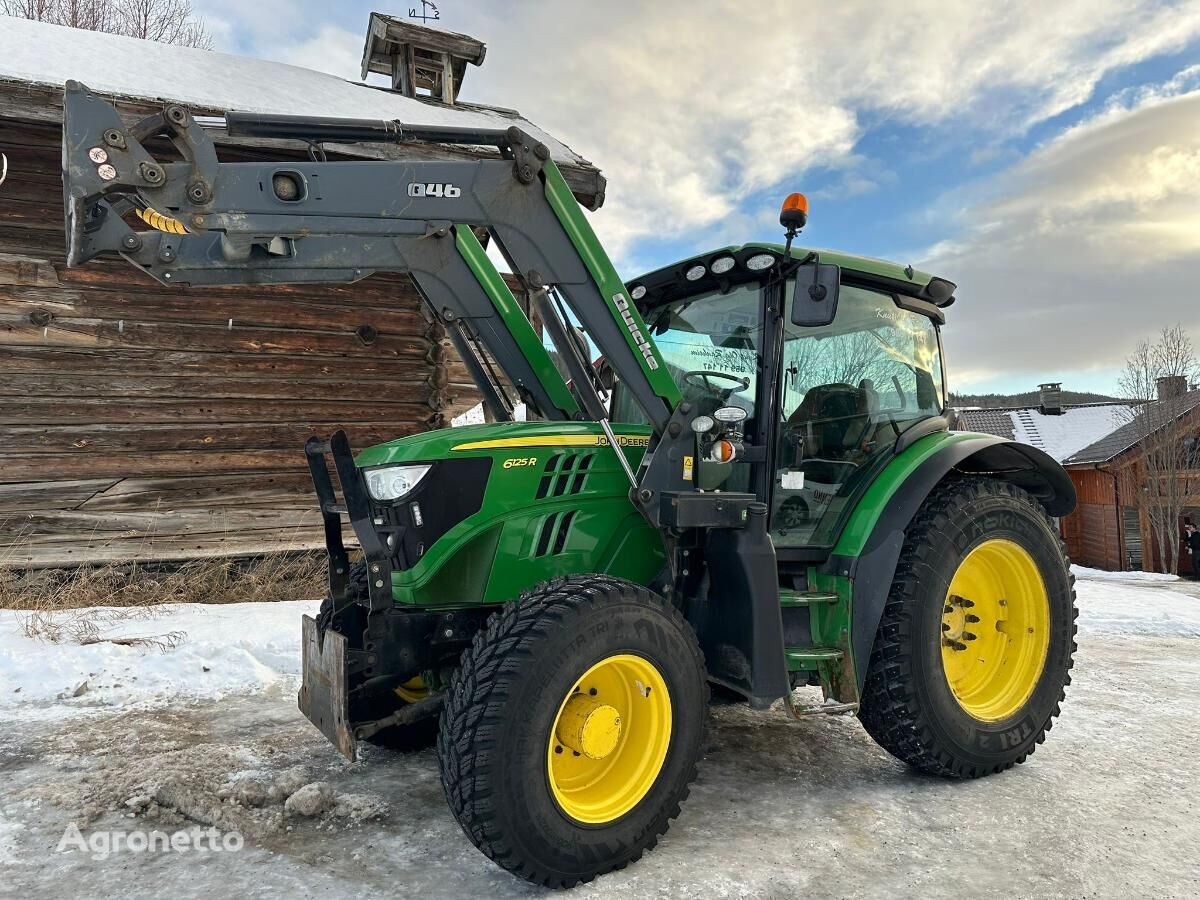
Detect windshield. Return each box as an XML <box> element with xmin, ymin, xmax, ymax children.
<box><xmin>612</xmin><ymin>282</ymin><xmax>763</xmax><ymax>428</ymax></box>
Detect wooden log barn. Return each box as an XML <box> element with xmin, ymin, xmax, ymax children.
<box><xmin>0</xmin><ymin>15</ymin><xmax>604</xmax><ymax>567</ymax></box>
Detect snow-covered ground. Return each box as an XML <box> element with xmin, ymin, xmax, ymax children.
<box><xmin>1</xmin><ymin>570</ymin><xmax>1198</xmax><ymax>898</ymax></box>
<box><xmin>0</xmin><ymin>600</ymin><xmax>320</xmax><ymax>721</ymax></box>
<box><xmin>1071</xmin><ymin>563</ymin><xmax>1179</xmax><ymax>584</ymax></box>
<box><xmin>3</xmin><ymin>569</ymin><xmax>1195</xmax><ymax>720</ymax></box>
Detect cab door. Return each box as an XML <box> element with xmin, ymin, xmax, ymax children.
<box><xmin>769</xmin><ymin>282</ymin><xmax>946</xmax><ymax>552</ymax></box>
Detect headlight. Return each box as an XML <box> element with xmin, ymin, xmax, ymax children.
<box><xmin>364</xmin><ymin>464</ymin><xmax>432</xmax><ymax>501</ymax></box>
<box><xmin>714</xmin><ymin>405</ymin><xmax>748</xmax><ymax>424</ymax></box>
<box><xmin>684</xmin><ymin>264</ymin><xmax>706</xmax><ymax>281</ymax></box>
<box><xmin>629</xmin><ymin>283</ymin><xmax>647</xmax><ymax>300</ymax></box>
<box><xmin>710</xmin><ymin>255</ymin><xmax>736</xmax><ymax>274</ymax></box>
<box><xmin>745</xmin><ymin>253</ymin><xmax>775</xmax><ymax>271</ymax></box>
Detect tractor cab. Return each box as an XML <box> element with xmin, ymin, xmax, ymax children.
<box><xmin>615</xmin><ymin>240</ymin><xmax>954</xmax><ymax>557</ymax></box>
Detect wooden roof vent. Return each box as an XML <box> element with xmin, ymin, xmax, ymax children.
<box><xmin>361</xmin><ymin>12</ymin><xmax>487</xmax><ymax>105</ymax></box>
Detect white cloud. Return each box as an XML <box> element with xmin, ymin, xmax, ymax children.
<box><xmin>463</xmin><ymin>0</ymin><xmax>1200</xmax><ymax>262</ymax></box>
<box><xmin>273</xmin><ymin>24</ymin><xmax>364</xmax><ymax>82</ymax></box>
<box><xmin>924</xmin><ymin>84</ymin><xmax>1200</xmax><ymax>391</ymax></box>
<box><xmin>194</xmin><ymin>0</ymin><xmax>1200</xmax><ymax>266</ymax></box>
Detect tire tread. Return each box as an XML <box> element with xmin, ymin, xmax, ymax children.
<box><xmin>858</xmin><ymin>475</ymin><xmax>1078</xmax><ymax>778</ymax></box>
<box><xmin>437</xmin><ymin>574</ymin><xmax>705</xmax><ymax>888</ymax></box>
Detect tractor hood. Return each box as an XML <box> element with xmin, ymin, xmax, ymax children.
<box><xmin>354</xmin><ymin>420</ymin><xmax>653</xmax><ymax>468</ymax></box>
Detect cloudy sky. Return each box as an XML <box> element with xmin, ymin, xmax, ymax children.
<box><xmin>192</xmin><ymin>0</ymin><xmax>1200</xmax><ymax>395</ymax></box>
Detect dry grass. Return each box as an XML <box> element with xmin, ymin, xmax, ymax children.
<box><xmin>0</xmin><ymin>552</ymin><xmax>329</xmax><ymax>611</ymax></box>
<box><xmin>1</xmin><ymin>552</ymin><xmax>330</xmax><ymax>646</ymax></box>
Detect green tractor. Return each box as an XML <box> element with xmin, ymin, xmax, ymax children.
<box><xmin>62</xmin><ymin>83</ymin><xmax>1077</xmax><ymax>888</ymax></box>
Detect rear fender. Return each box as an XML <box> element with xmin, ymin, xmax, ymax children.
<box><xmin>830</xmin><ymin>432</ymin><xmax>1076</xmax><ymax>693</ymax></box>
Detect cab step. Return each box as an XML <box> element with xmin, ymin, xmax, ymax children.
<box><xmin>784</xmin><ymin>647</ymin><xmax>843</xmax><ymax>669</ymax></box>
<box><xmin>778</xmin><ymin>590</ymin><xmax>839</xmax><ymax>607</ymax></box>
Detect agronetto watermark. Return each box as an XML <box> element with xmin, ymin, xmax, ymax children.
<box><xmin>56</xmin><ymin>823</ymin><xmax>244</xmax><ymax>861</ymax></box>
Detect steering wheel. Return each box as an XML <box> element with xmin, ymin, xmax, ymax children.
<box><xmin>683</xmin><ymin>370</ymin><xmax>750</xmax><ymax>397</ymax></box>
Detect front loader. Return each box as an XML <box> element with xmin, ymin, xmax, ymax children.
<box><xmin>61</xmin><ymin>82</ymin><xmax>1079</xmax><ymax>888</ymax></box>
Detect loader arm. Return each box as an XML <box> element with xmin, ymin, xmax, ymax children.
<box><xmin>60</xmin><ymin>81</ymin><xmax>680</xmax><ymax>431</ymax></box>
<box><xmin>62</xmin><ymin>83</ymin><xmax>790</xmax><ymax>708</ymax></box>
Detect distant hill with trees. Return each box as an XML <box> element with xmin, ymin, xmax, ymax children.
<box><xmin>949</xmin><ymin>389</ymin><xmax>1122</xmax><ymax>408</ymax></box>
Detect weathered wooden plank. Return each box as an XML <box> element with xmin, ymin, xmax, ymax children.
<box><xmin>0</xmin><ymin>345</ymin><xmax>449</xmax><ymax>379</ymax></box>
<box><xmin>13</xmin><ymin>506</ymin><xmax>322</xmax><ymax>535</ymax></box>
<box><xmin>0</xmin><ymin>421</ymin><xmax>415</xmax><ymax>453</ymax></box>
<box><xmin>4</xmin><ymin>529</ymin><xmax>330</xmax><ymax>568</ymax></box>
<box><xmin>0</xmin><ymin>253</ymin><xmax>62</xmax><ymax>287</ymax></box>
<box><xmin>0</xmin><ymin>478</ymin><xmax>119</xmax><ymax>513</ymax></box>
<box><xmin>0</xmin><ymin>373</ymin><xmax>442</xmax><ymax>402</ymax></box>
<box><xmin>0</xmin><ymin>310</ymin><xmax>436</xmax><ymax>357</ymax></box>
<box><xmin>0</xmin><ymin>224</ymin><xmax>63</xmax><ymax>255</ymax></box>
<box><xmin>0</xmin><ymin>196</ymin><xmax>63</xmax><ymax>231</ymax></box>
<box><xmin>0</xmin><ymin>284</ymin><xmax>430</xmax><ymax>334</ymax></box>
<box><xmin>0</xmin><ymin>450</ymin><xmax>323</xmax><ymax>482</ymax></box>
<box><xmin>0</xmin><ymin>397</ymin><xmax>441</xmax><ymax>425</ymax></box>
<box><xmin>77</xmin><ymin>473</ymin><xmax>318</xmax><ymax>512</ymax></box>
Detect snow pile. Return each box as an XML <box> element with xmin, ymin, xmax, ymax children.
<box><xmin>0</xmin><ymin>600</ymin><xmax>318</xmax><ymax>719</ymax></box>
<box><xmin>1076</xmin><ymin>579</ymin><xmax>1200</xmax><ymax>638</ymax></box>
<box><xmin>1072</xmin><ymin>564</ymin><xmax>1178</xmax><ymax>583</ymax></box>
<box><xmin>0</xmin><ymin>814</ymin><xmax>23</xmax><ymax>866</ymax></box>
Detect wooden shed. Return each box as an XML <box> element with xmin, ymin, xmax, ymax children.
<box><xmin>0</xmin><ymin>17</ymin><xmax>604</xmax><ymax>567</ymax></box>
<box><xmin>1061</xmin><ymin>390</ymin><xmax>1200</xmax><ymax>573</ymax></box>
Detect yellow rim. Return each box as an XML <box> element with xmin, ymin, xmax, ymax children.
<box><xmin>546</xmin><ymin>654</ymin><xmax>672</xmax><ymax>825</ymax></box>
<box><xmin>941</xmin><ymin>539</ymin><xmax>1051</xmax><ymax>722</ymax></box>
<box><xmin>394</xmin><ymin>676</ymin><xmax>428</xmax><ymax>704</ymax></box>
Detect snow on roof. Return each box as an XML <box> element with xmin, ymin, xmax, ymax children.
<box><xmin>960</xmin><ymin>403</ymin><xmax>1131</xmax><ymax>462</ymax></box>
<box><xmin>1064</xmin><ymin>390</ymin><xmax>1200</xmax><ymax>466</ymax></box>
<box><xmin>0</xmin><ymin>17</ymin><xmax>588</xmax><ymax>169</ymax></box>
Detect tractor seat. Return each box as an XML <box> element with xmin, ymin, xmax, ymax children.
<box><xmin>787</xmin><ymin>381</ymin><xmax>878</xmax><ymax>459</ymax></box>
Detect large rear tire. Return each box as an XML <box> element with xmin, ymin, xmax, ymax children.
<box><xmin>858</xmin><ymin>476</ymin><xmax>1077</xmax><ymax>778</ymax></box>
<box><xmin>437</xmin><ymin>575</ymin><xmax>707</xmax><ymax>888</ymax></box>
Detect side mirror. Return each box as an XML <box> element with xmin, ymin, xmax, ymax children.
<box><xmin>790</xmin><ymin>263</ymin><xmax>840</xmax><ymax>328</ymax></box>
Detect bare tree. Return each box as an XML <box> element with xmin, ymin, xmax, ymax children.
<box><xmin>1117</xmin><ymin>324</ymin><xmax>1198</xmax><ymax>574</ymax></box>
<box><xmin>2</xmin><ymin>0</ymin><xmax>212</xmax><ymax>49</ymax></box>
<box><xmin>115</xmin><ymin>0</ymin><xmax>211</xmax><ymax>49</ymax></box>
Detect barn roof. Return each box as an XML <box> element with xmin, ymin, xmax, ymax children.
<box><xmin>1063</xmin><ymin>390</ymin><xmax>1200</xmax><ymax>465</ymax></box>
<box><xmin>958</xmin><ymin>403</ymin><xmax>1131</xmax><ymax>462</ymax></box>
<box><xmin>0</xmin><ymin>17</ymin><xmax>603</xmax><ymax>202</ymax></box>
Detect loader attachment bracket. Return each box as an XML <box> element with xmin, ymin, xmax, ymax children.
<box><xmin>299</xmin><ymin>614</ymin><xmax>357</xmax><ymax>760</ymax></box>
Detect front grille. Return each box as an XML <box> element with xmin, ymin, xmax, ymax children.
<box><xmin>535</xmin><ymin>452</ymin><xmax>595</xmax><ymax>499</ymax></box>
<box><xmin>534</xmin><ymin>509</ymin><xmax>577</xmax><ymax>557</ymax></box>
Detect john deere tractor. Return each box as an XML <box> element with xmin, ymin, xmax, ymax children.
<box><xmin>62</xmin><ymin>83</ymin><xmax>1077</xmax><ymax>888</ymax></box>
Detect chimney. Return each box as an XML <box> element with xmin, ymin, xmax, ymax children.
<box><xmin>361</xmin><ymin>12</ymin><xmax>487</xmax><ymax>105</ymax></box>
<box><xmin>1156</xmin><ymin>374</ymin><xmax>1187</xmax><ymax>402</ymax></box>
<box><xmin>1038</xmin><ymin>382</ymin><xmax>1063</xmax><ymax>416</ymax></box>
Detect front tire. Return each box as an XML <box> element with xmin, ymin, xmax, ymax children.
<box><xmin>858</xmin><ymin>476</ymin><xmax>1077</xmax><ymax>778</ymax></box>
<box><xmin>437</xmin><ymin>575</ymin><xmax>707</xmax><ymax>888</ymax></box>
